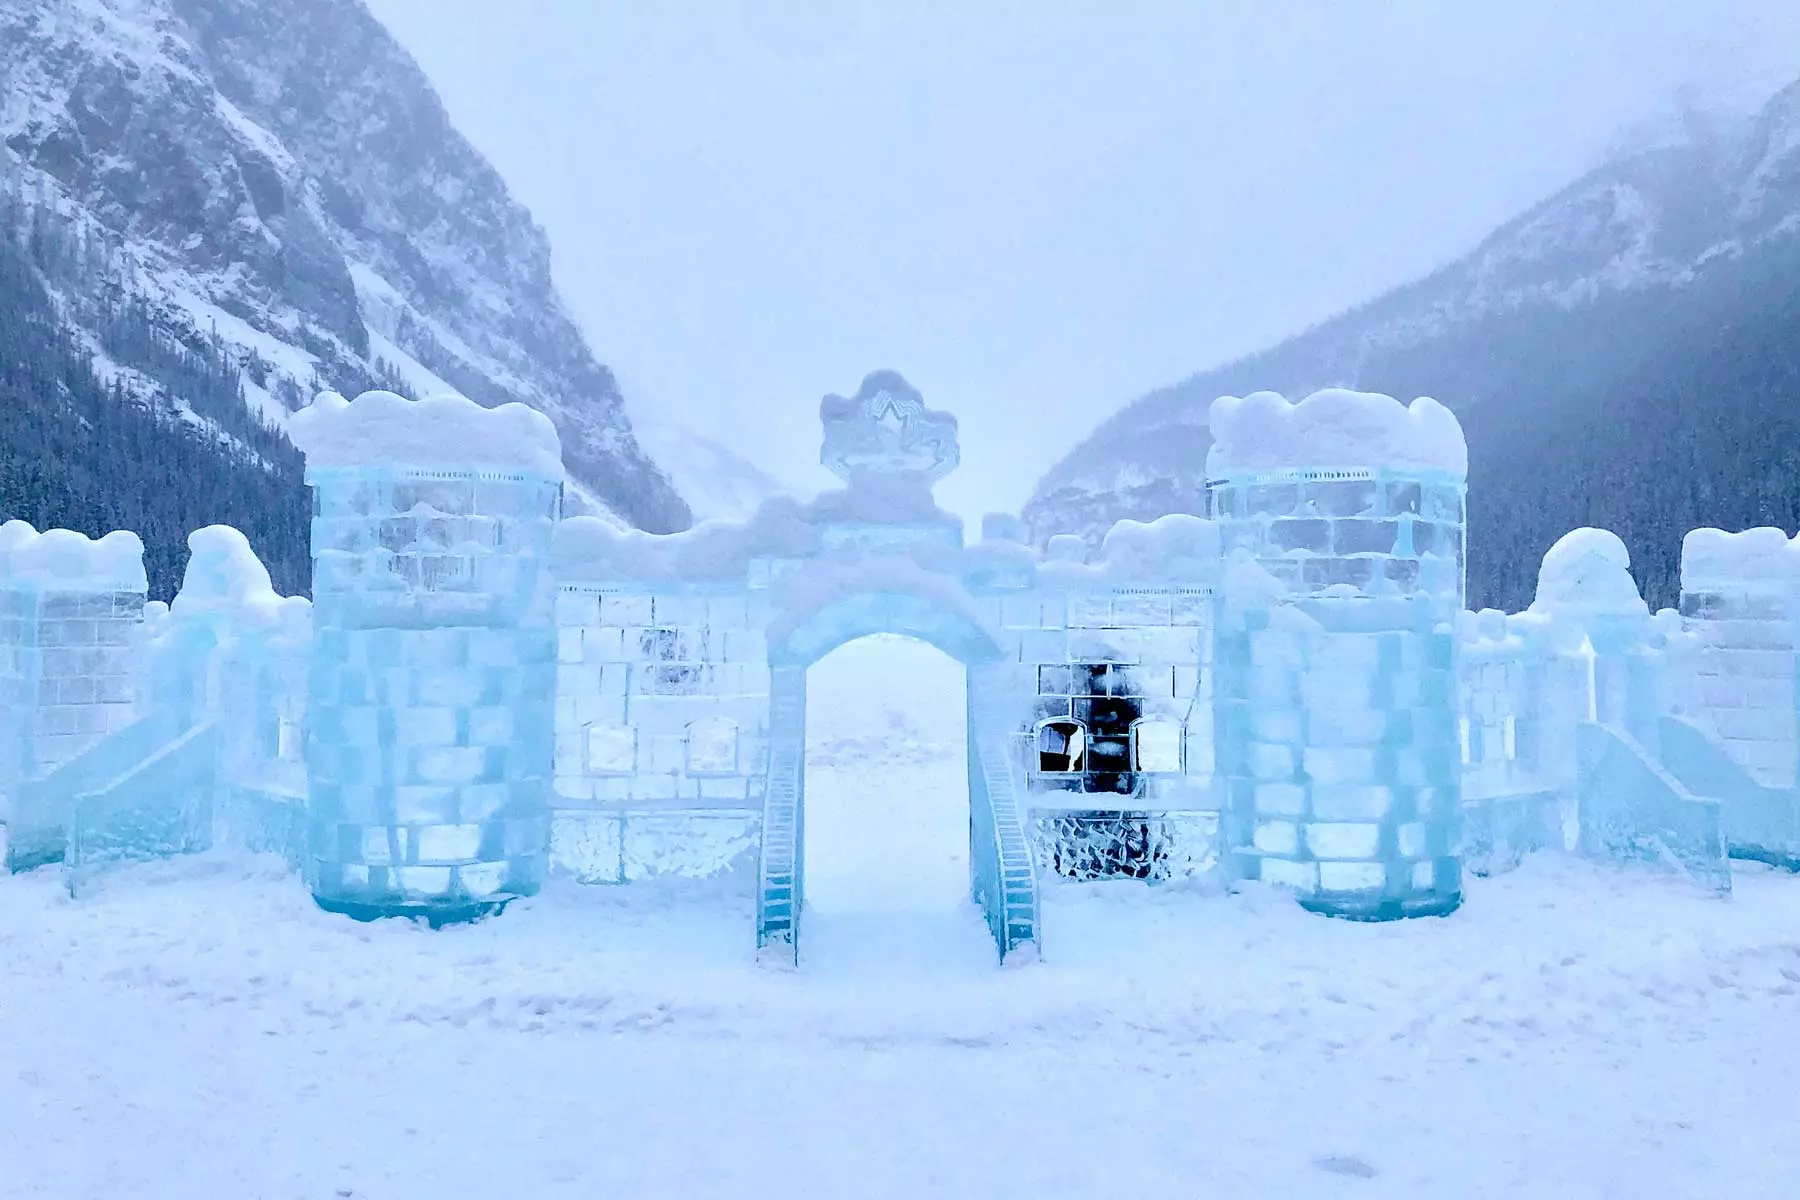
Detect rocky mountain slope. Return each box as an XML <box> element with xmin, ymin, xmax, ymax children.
<box><xmin>0</xmin><ymin>0</ymin><xmax>689</xmax><ymax>593</ymax></box>
<box><xmin>627</xmin><ymin>416</ymin><xmax>788</xmax><ymax>524</ymax></box>
<box><xmin>1024</xmin><ymin>80</ymin><xmax>1800</xmax><ymax>611</ymax></box>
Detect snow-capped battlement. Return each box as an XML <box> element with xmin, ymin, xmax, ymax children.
<box><xmin>1206</xmin><ymin>388</ymin><xmax>1467</xmax><ymax>478</ymax></box>
<box><xmin>0</xmin><ymin>520</ymin><xmax>147</xmax><ymax>593</ymax></box>
<box><xmin>289</xmin><ymin>390</ymin><xmax>564</xmax><ymax>477</ymax></box>
<box><xmin>1680</xmin><ymin>527</ymin><xmax>1800</xmax><ymax>589</ymax></box>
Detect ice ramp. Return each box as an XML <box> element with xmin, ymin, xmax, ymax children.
<box><xmin>1658</xmin><ymin>715</ymin><xmax>1800</xmax><ymax>870</ymax></box>
<box><xmin>1576</xmin><ymin>722</ymin><xmax>1731</xmax><ymax>894</ymax></box>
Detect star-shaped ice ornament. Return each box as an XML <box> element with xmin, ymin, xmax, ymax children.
<box><xmin>819</xmin><ymin>370</ymin><xmax>961</xmax><ymax>487</ymax></box>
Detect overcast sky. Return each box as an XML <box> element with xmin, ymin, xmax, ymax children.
<box><xmin>367</xmin><ymin>1</ymin><xmax>1800</xmax><ymax>520</ymax></box>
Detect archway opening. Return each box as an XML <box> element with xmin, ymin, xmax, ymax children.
<box><xmin>800</xmin><ymin>633</ymin><xmax>990</xmax><ymax>966</ymax></box>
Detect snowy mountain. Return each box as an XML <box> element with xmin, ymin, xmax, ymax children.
<box><xmin>0</xmin><ymin>0</ymin><xmax>690</xmax><ymax>593</ymax></box>
<box><xmin>626</xmin><ymin>417</ymin><xmax>788</xmax><ymax>525</ymax></box>
<box><xmin>1024</xmin><ymin>80</ymin><xmax>1800</xmax><ymax>612</ymax></box>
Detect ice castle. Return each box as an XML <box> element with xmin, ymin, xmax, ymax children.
<box><xmin>3</xmin><ymin>372</ymin><xmax>1795</xmax><ymax>962</ymax></box>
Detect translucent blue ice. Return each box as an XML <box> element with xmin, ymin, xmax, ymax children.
<box><xmin>11</xmin><ymin>378</ymin><xmax>1800</xmax><ymax>958</ymax></box>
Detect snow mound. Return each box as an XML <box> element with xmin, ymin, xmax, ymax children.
<box><xmin>1530</xmin><ymin>528</ymin><xmax>1647</xmax><ymax>619</ymax></box>
<box><xmin>1206</xmin><ymin>388</ymin><xmax>1468</xmax><ymax>478</ymax></box>
<box><xmin>289</xmin><ymin>390</ymin><xmax>563</xmax><ymax>477</ymax></box>
<box><xmin>1680</xmin><ymin>526</ymin><xmax>1800</xmax><ymax>589</ymax></box>
<box><xmin>170</xmin><ymin>526</ymin><xmax>309</xmax><ymax>632</ymax></box>
<box><xmin>1038</xmin><ymin>514</ymin><xmax>1220</xmax><ymax>584</ymax></box>
<box><xmin>0</xmin><ymin>520</ymin><xmax>147</xmax><ymax>592</ymax></box>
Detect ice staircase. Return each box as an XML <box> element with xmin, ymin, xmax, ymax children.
<box><xmin>755</xmin><ymin>667</ymin><xmax>806</xmax><ymax>961</ymax></box>
<box><xmin>966</xmin><ymin>712</ymin><xmax>1041</xmax><ymax>963</ymax></box>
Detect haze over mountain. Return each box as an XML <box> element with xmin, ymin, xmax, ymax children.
<box><xmin>0</xmin><ymin>0</ymin><xmax>688</xmax><ymax>595</ymax></box>
<box><xmin>366</xmin><ymin>0</ymin><xmax>1800</xmax><ymax>523</ymax></box>
<box><xmin>1025</xmin><ymin>79</ymin><xmax>1800</xmax><ymax>612</ymax></box>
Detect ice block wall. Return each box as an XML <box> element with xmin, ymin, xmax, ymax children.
<box><xmin>1020</xmin><ymin>516</ymin><xmax>1220</xmax><ymax>882</ymax></box>
<box><xmin>1679</xmin><ymin>528</ymin><xmax>1800</xmax><ymax>788</ymax></box>
<box><xmin>1208</xmin><ymin>389</ymin><xmax>1466</xmax><ymax>918</ymax></box>
<box><xmin>548</xmin><ymin>582</ymin><xmax>770</xmax><ymax>882</ymax></box>
<box><xmin>0</xmin><ymin>522</ymin><xmax>146</xmax><ymax>867</ymax></box>
<box><xmin>291</xmin><ymin>391</ymin><xmax>563</xmax><ymax>921</ymax></box>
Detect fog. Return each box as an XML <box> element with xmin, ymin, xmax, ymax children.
<box><xmin>367</xmin><ymin>0</ymin><xmax>1800</xmax><ymax>519</ymax></box>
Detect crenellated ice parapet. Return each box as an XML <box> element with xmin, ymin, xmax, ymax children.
<box><xmin>289</xmin><ymin>389</ymin><xmax>564</xmax><ymax>477</ymax></box>
<box><xmin>1206</xmin><ymin>388</ymin><xmax>1467</xmax><ymax>478</ymax></box>
<box><xmin>0</xmin><ymin>521</ymin><xmax>147</xmax><ymax>594</ymax></box>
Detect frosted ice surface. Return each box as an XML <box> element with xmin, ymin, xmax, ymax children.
<box><xmin>1207</xmin><ymin>388</ymin><xmax>1467</xmax><ymax>476</ymax></box>
<box><xmin>289</xmin><ymin>389</ymin><xmax>563</xmax><ymax>475</ymax></box>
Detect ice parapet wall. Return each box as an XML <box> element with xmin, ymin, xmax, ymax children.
<box><xmin>298</xmin><ymin>390</ymin><xmax>562</xmax><ymax>922</ymax></box>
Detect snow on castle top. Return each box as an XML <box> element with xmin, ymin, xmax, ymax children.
<box><xmin>1680</xmin><ymin>527</ymin><xmax>1800</xmax><ymax>590</ymax></box>
<box><xmin>289</xmin><ymin>390</ymin><xmax>563</xmax><ymax>477</ymax></box>
<box><xmin>171</xmin><ymin>526</ymin><xmax>310</xmax><ymax>633</ymax></box>
<box><xmin>1206</xmin><ymin>388</ymin><xmax>1467</xmax><ymax>478</ymax></box>
<box><xmin>0</xmin><ymin>520</ymin><xmax>147</xmax><ymax>592</ymax></box>
<box><xmin>1529</xmin><ymin>528</ymin><xmax>1647</xmax><ymax>620</ymax></box>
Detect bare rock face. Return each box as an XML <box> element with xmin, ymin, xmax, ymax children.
<box><xmin>1</xmin><ymin>0</ymin><xmax>690</xmax><ymax>534</ymax></box>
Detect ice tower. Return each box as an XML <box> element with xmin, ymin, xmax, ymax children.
<box><xmin>291</xmin><ymin>391</ymin><xmax>563</xmax><ymax>922</ymax></box>
<box><xmin>1208</xmin><ymin>389</ymin><xmax>1466</xmax><ymax>918</ymax></box>
<box><xmin>0</xmin><ymin>522</ymin><xmax>147</xmax><ymax>870</ymax></box>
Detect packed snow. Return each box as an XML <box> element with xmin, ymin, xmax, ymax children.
<box><xmin>1681</xmin><ymin>526</ymin><xmax>1800</xmax><ymax>588</ymax></box>
<box><xmin>289</xmin><ymin>389</ymin><xmax>564</xmax><ymax>476</ymax></box>
<box><xmin>169</xmin><ymin>525</ymin><xmax>308</xmax><ymax>631</ymax></box>
<box><xmin>3</xmin><ymin>633</ymin><xmax>1798</xmax><ymax>1198</ymax></box>
<box><xmin>1529</xmin><ymin>527</ymin><xmax>1650</xmax><ymax>619</ymax></box>
<box><xmin>1207</xmin><ymin>388</ymin><xmax>1468</xmax><ymax>477</ymax></box>
<box><xmin>0</xmin><ymin>520</ymin><xmax>146</xmax><ymax>592</ymax></box>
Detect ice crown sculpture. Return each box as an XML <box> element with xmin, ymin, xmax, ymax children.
<box><xmin>3</xmin><ymin>375</ymin><xmax>1795</xmax><ymax>964</ymax></box>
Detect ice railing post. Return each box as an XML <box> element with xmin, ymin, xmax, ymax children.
<box><xmin>290</xmin><ymin>390</ymin><xmax>563</xmax><ymax>924</ymax></box>
<box><xmin>1207</xmin><ymin>389</ymin><xmax>1467</xmax><ymax>919</ymax></box>
<box><xmin>0</xmin><ymin>521</ymin><xmax>147</xmax><ymax>872</ymax></box>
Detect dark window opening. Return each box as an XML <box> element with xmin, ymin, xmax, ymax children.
<box><xmin>1037</xmin><ymin>719</ymin><xmax>1086</xmax><ymax>773</ymax></box>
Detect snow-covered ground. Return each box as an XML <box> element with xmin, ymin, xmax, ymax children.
<box><xmin>4</xmin><ymin>637</ymin><xmax>1800</xmax><ymax>1198</ymax></box>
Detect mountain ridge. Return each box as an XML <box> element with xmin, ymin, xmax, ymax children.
<box><xmin>0</xmin><ymin>0</ymin><xmax>690</xmax><ymax>595</ymax></box>
<box><xmin>1024</xmin><ymin>78</ymin><xmax>1800</xmax><ymax>611</ymax></box>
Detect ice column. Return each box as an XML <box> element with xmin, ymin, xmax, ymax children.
<box><xmin>0</xmin><ymin>522</ymin><xmax>147</xmax><ymax>869</ymax></box>
<box><xmin>1208</xmin><ymin>389</ymin><xmax>1467</xmax><ymax>918</ymax></box>
<box><xmin>291</xmin><ymin>391</ymin><xmax>563</xmax><ymax>921</ymax></box>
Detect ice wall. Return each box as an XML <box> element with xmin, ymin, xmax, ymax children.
<box><xmin>1208</xmin><ymin>389</ymin><xmax>1466</xmax><ymax>918</ymax></box>
<box><xmin>548</xmin><ymin>583</ymin><xmax>770</xmax><ymax>882</ymax></box>
<box><xmin>1450</xmin><ymin>529</ymin><xmax>1730</xmax><ymax>889</ymax></box>
<box><xmin>1679</xmin><ymin>528</ymin><xmax>1800</xmax><ymax>787</ymax></box>
<box><xmin>0</xmin><ymin>522</ymin><xmax>147</xmax><ymax>869</ymax></box>
<box><xmin>293</xmin><ymin>391</ymin><xmax>562</xmax><ymax>921</ymax></box>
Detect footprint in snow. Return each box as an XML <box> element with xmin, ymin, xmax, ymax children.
<box><xmin>1312</xmin><ymin>1154</ymin><xmax>1379</xmax><ymax>1179</ymax></box>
